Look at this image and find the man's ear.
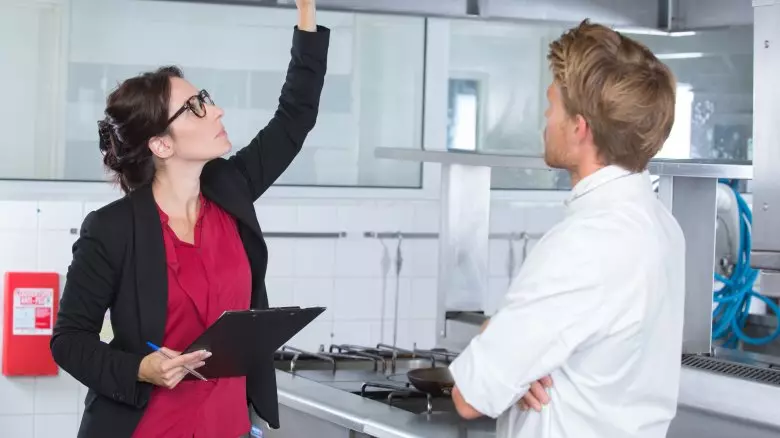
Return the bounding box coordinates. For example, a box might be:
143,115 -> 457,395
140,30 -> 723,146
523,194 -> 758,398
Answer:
149,136 -> 172,159
573,114 -> 590,144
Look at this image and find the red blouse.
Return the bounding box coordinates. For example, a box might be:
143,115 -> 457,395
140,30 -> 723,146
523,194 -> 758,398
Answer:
133,196 -> 252,438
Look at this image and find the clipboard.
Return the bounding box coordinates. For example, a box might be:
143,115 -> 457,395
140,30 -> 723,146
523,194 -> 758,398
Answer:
182,306 -> 325,380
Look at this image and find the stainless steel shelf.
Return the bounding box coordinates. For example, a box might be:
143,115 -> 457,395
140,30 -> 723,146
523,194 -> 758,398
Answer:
491,231 -> 545,240
376,147 -> 550,171
650,159 -> 753,179
363,231 -> 544,240
264,232 -> 347,239
375,147 -> 754,179
363,232 -> 438,239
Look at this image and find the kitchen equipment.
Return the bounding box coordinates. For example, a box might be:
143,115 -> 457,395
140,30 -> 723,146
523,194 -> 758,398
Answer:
274,343 -> 462,415
406,366 -> 454,396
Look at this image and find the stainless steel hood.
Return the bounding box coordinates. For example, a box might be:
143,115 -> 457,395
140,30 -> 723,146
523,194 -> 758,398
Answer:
143,0 -> 481,18
142,0 -> 661,28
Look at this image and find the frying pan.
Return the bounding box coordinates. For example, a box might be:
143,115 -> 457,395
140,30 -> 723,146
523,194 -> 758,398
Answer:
405,366 -> 455,396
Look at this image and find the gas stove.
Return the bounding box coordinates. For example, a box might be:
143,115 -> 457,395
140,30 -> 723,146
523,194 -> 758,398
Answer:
273,343 -> 462,415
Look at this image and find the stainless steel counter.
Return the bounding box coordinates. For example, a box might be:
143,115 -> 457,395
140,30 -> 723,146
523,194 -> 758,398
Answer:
669,367 -> 780,438
261,346 -> 780,438
676,349 -> 780,429
271,370 -> 496,438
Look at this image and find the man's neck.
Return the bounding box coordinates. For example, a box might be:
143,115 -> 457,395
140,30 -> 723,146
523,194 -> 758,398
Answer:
569,162 -> 606,188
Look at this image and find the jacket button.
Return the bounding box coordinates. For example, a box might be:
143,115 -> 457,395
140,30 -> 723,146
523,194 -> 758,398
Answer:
114,393 -> 124,402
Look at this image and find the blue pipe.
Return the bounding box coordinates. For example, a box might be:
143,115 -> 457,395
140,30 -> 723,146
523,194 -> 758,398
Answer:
712,179 -> 780,347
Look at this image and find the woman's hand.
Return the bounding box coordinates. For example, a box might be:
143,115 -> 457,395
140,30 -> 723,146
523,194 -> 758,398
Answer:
138,348 -> 211,389
295,0 -> 316,32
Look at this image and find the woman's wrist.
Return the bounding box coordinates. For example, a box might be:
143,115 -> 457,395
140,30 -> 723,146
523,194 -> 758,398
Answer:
137,355 -> 151,383
297,2 -> 316,32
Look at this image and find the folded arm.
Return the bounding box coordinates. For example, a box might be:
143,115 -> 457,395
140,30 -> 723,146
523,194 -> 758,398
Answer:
450,233 -> 606,419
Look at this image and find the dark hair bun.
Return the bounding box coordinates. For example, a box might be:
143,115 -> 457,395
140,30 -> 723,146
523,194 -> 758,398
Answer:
97,66 -> 184,193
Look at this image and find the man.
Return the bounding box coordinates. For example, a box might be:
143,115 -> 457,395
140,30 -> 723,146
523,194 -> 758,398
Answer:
449,19 -> 686,438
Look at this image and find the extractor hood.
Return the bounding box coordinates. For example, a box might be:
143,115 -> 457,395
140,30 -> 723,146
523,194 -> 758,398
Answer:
141,0 -> 660,28
143,0 -> 480,18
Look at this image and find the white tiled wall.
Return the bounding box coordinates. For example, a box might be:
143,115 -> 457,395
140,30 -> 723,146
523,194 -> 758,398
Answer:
0,192 -> 564,437
0,201 -> 81,438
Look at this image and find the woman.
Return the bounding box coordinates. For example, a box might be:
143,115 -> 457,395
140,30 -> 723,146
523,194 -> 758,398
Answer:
50,1 -> 328,437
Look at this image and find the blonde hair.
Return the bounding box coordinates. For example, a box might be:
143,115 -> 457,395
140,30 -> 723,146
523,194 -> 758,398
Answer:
547,19 -> 677,171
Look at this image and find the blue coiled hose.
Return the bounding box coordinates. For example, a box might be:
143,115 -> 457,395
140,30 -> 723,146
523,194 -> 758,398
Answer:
712,180 -> 780,348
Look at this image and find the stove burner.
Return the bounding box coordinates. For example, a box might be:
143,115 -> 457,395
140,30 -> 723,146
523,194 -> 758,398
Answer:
279,345 -> 386,373
328,343 -> 459,372
280,346 -> 337,373
360,380 -> 411,396
274,343 -> 462,415
360,381 -> 436,414
276,343 -> 461,373
328,345 -> 389,372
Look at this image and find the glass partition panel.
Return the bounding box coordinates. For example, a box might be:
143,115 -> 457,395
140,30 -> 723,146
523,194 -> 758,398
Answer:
0,2 -> 62,180
2,0 -> 425,187
631,25 -> 754,162
445,21 -> 754,190
446,19 -> 570,190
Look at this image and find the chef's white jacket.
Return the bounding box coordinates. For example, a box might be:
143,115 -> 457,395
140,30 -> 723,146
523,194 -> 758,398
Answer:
450,165 -> 686,438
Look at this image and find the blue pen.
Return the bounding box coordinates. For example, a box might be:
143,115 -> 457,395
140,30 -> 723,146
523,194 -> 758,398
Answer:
146,341 -> 208,382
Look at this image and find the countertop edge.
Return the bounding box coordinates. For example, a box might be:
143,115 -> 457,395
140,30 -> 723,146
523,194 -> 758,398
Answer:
274,370 -> 496,438
277,366 -> 780,434
678,366 -> 780,427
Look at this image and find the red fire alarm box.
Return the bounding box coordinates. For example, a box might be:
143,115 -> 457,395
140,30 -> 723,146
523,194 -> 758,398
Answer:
2,272 -> 60,376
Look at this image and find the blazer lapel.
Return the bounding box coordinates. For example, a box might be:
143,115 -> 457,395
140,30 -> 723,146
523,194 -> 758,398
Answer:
130,185 -> 168,345
200,163 -> 263,239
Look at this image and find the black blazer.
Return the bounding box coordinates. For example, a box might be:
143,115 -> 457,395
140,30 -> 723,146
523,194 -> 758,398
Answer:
50,26 -> 330,438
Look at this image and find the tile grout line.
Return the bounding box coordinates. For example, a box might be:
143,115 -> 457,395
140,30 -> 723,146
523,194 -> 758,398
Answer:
32,376 -> 37,438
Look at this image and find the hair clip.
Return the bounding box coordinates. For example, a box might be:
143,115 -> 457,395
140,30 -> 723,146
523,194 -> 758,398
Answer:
97,119 -> 114,150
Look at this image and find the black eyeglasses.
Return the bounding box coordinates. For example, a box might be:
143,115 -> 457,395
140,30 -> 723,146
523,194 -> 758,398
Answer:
166,89 -> 214,127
